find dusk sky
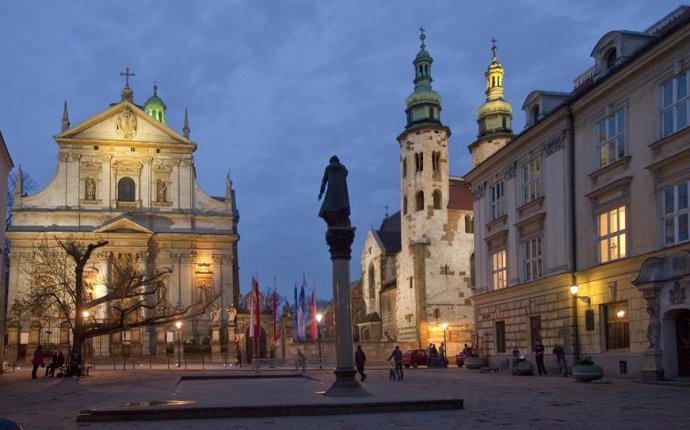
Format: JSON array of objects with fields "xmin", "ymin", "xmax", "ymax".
[{"xmin": 1, "ymin": 1, "xmax": 683, "ymax": 302}]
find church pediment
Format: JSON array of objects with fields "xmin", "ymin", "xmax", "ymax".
[
  {"xmin": 93, "ymin": 216, "xmax": 153, "ymax": 235},
  {"xmin": 55, "ymin": 100, "xmax": 193, "ymax": 147}
]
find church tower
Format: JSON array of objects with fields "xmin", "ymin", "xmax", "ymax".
[
  {"xmin": 144, "ymin": 84, "xmax": 167, "ymax": 125},
  {"xmin": 395, "ymin": 30, "xmax": 452, "ymax": 344},
  {"xmin": 469, "ymin": 41, "xmax": 513, "ymax": 167}
]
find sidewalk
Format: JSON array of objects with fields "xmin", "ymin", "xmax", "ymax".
[{"xmin": 1, "ymin": 365, "xmax": 689, "ymax": 429}]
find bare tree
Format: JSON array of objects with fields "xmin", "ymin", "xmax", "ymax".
[{"xmin": 12, "ymin": 236, "xmax": 216, "ymax": 370}]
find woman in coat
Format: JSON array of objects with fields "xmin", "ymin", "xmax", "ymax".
[{"xmin": 31, "ymin": 345, "xmax": 44, "ymax": 379}]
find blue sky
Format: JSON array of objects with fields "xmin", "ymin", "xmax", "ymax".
[{"xmin": 0, "ymin": 0, "xmax": 683, "ymax": 301}]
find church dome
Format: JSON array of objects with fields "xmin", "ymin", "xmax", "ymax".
[
  {"xmin": 144, "ymin": 84, "xmax": 167, "ymax": 124},
  {"xmin": 478, "ymin": 98, "xmax": 512, "ymax": 117}
]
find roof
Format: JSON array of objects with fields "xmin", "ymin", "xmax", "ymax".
[
  {"xmin": 375, "ymin": 211, "xmax": 401, "ymax": 253},
  {"xmin": 448, "ymin": 178, "xmax": 473, "ymax": 210}
]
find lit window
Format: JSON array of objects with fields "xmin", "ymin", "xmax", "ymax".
[
  {"xmin": 596, "ymin": 109, "xmax": 625, "ymax": 168},
  {"xmin": 523, "ymin": 237, "xmax": 543, "ymax": 282},
  {"xmin": 664, "ymin": 180, "xmax": 689, "ymax": 246},
  {"xmin": 605, "ymin": 302, "xmax": 629, "ymax": 350},
  {"xmin": 490, "ymin": 181, "xmax": 505, "ymax": 220},
  {"xmin": 491, "ymin": 250, "xmax": 507, "ymax": 290},
  {"xmin": 599, "ymin": 206, "xmax": 626, "ymax": 263},
  {"xmin": 661, "ymin": 71, "xmax": 690, "ymax": 138},
  {"xmin": 522, "ymin": 157, "xmax": 542, "ymax": 204}
]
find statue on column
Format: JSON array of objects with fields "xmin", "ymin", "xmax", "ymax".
[{"xmin": 318, "ymin": 155, "xmax": 350, "ymax": 227}]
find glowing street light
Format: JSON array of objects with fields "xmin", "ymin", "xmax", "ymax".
[
  {"xmin": 315, "ymin": 313, "xmax": 323, "ymax": 368},
  {"xmin": 175, "ymin": 321, "xmax": 183, "ymax": 368}
]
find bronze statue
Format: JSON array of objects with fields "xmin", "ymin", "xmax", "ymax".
[{"xmin": 318, "ymin": 155, "xmax": 351, "ymax": 226}]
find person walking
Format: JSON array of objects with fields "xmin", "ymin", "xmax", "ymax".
[
  {"xmin": 534, "ymin": 340, "xmax": 547, "ymax": 375},
  {"xmin": 354, "ymin": 345, "xmax": 367, "ymax": 381},
  {"xmin": 511, "ymin": 346, "xmax": 520, "ymax": 369},
  {"xmin": 31, "ymin": 345, "xmax": 44, "ymax": 379},
  {"xmin": 553, "ymin": 344, "xmax": 568, "ymax": 376},
  {"xmin": 387, "ymin": 345, "xmax": 404, "ymax": 381}
]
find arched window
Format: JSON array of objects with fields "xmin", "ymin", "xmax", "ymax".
[
  {"xmin": 403, "ymin": 196, "xmax": 408, "ymax": 215},
  {"xmin": 118, "ymin": 177, "xmax": 136, "ymax": 201},
  {"xmin": 432, "ymin": 151, "xmax": 441, "ymax": 171},
  {"xmin": 368, "ymin": 264, "xmax": 376, "ymax": 311},
  {"xmin": 605, "ymin": 48, "xmax": 617, "ymax": 69},
  {"xmin": 433, "ymin": 189, "xmax": 441, "ymax": 209},
  {"xmin": 465, "ymin": 215, "xmax": 474, "ymax": 233},
  {"xmin": 416, "ymin": 191, "xmax": 424, "ymax": 211}
]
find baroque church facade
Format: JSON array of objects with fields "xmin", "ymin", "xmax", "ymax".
[
  {"xmin": 5, "ymin": 79, "xmax": 240, "ymax": 359},
  {"xmin": 466, "ymin": 6, "xmax": 690, "ymax": 380},
  {"xmin": 359, "ymin": 33, "xmax": 475, "ymax": 353}
]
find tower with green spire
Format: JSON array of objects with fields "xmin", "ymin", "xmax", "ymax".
[
  {"xmin": 404, "ymin": 28, "xmax": 444, "ymax": 129},
  {"xmin": 469, "ymin": 40, "xmax": 514, "ymax": 167},
  {"xmin": 144, "ymin": 84, "xmax": 167, "ymax": 125}
]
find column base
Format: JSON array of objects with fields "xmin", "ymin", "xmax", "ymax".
[{"xmin": 324, "ymin": 369, "xmax": 370, "ymax": 397}]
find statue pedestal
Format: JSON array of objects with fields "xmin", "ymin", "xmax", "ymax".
[
  {"xmin": 642, "ymin": 348, "xmax": 665, "ymax": 380},
  {"xmin": 211, "ymin": 324, "xmax": 221, "ymax": 362},
  {"xmin": 323, "ymin": 226, "xmax": 369, "ymax": 398},
  {"xmin": 156, "ymin": 326, "xmax": 167, "ymax": 357}
]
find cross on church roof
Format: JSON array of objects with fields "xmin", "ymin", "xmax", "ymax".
[
  {"xmin": 491, "ymin": 38, "xmax": 498, "ymax": 57},
  {"xmin": 120, "ymin": 67, "xmax": 135, "ymax": 88},
  {"xmin": 419, "ymin": 27, "xmax": 426, "ymax": 49}
]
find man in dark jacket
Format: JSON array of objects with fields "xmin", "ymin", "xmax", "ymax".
[
  {"xmin": 354, "ymin": 345, "xmax": 366, "ymax": 381},
  {"xmin": 534, "ymin": 340, "xmax": 547, "ymax": 375}
]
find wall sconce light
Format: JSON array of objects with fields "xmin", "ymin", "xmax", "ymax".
[
  {"xmin": 616, "ymin": 310, "xmax": 626, "ymax": 319},
  {"xmin": 570, "ymin": 285, "xmax": 591, "ymax": 304}
]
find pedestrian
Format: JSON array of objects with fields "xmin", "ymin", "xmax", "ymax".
[
  {"xmin": 462, "ymin": 343, "xmax": 472, "ymax": 357},
  {"xmin": 553, "ymin": 344, "xmax": 568, "ymax": 376},
  {"xmin": 387, "ymin": 345, "xmax": 404, "ymax": 381},
  {"xmin": 511, "ymin": 346, "xmax": 520, "ymax": 369},
  {"xmin": 439, "ymin": 342, "xmax": 447, "ymax": 367},
  {"xmin": 46, "ymin": 350, "xmax": 64, "ymax": 377},
  {"xmin": 297, "ymin": 348, "xmax": 306, "ymax": 372},
  {"xmin": 534, "ymin": 340, "xmax": 547, "ymax": 375},
  {"xmin": 354, "ymin": 345, "xmax": 367, "ymax": 381},
  {"xmin": 236, "ymin": 349, "xmax": 242, "ymax": 367},
  {"xmin": 31, "ymin": 344, "xmax": 44, "ymax": 379}
]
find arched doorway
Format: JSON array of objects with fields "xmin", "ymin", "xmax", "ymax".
[
  {"xmin": 677, "ymin": 310, "xmax": 690, "ymax": 377},
  {"xmin": 244, "ymin": 327, "xmax": 267, "ymax": 363}
]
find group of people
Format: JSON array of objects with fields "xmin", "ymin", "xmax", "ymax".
[
  {"xmin": 354, "ymin": 344, "xmax": 405, "ymax": 382},
  {"xmin": 31, "ymin": 345, "xmax": 82, "ymax": 379},
  {"xmin": 511, "ymin": 341, "xmax": 569, "ymax": 376},
  {"xmin": 426, "ymin": 342, "xmax": 447, "ymax": 367}
]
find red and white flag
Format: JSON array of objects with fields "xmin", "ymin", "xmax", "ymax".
[
  {"xmin": 249, "ymin": 276, "xmax": 261, "ymax": 338},
  {"xmin": 310, "ymin": 289, "xmax": 317, "ymax": 341}
]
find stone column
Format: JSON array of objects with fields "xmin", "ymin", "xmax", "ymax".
[
  {"xmin": 130, "ymin": 327, "xmax": 142, "ymax": 356},
  {"xmin": 211, "ymin": 323, "xmax": 221, "ymax": 362},
  {"xmin": 58, "ymin": 321, "xmax": 70, "ymax": 355},
  {"xmin": 27, "ymin": 320, "xmax": 42, "ymax": 363},
  {"xmin": 5, "ymin": 323, "xmax": 20, "ymax": 364},
  {"xmin": 156, "ymin": 325, "xmax": 167, "ymax": 357},
  {"xmin": 324, "ymin": 226, "xmax": 368, "ymax": 397}
]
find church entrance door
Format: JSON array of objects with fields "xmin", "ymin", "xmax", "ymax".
[{"xmin": 676, "ymin": 310, "xmax": 690, "ymax": 377}]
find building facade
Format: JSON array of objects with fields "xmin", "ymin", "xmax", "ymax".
[
  {"xmin": 0, "ymin": 131, "xmax": 14, "ymax": 371},
  {"xmin": 360, "ymin": 32, "xmax": 475, "ymax": 354},
  {"xmin": 466, "ymin": 6, "xmax": 690, "ymax": 380},
  {"xmin": 5, "ymin": 81, "xmax": 240, "ymax": 360}
]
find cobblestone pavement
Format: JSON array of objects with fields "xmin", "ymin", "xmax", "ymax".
[{"xmin": 1, "ymin": 365, "xmax": 689, "ymax": 430}]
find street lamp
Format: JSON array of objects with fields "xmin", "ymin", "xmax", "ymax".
[
  {"xmin": 175, "ymin": 321, "xmax": 182, "ymax": 368},
  {"xmin": 315, "ymin": 312, "xmax": 323, "ymax": 368},
  {"xmin": 441, "ymin": 322, "xmax": 448, "ymax": 366},
  {"xmin": 82, "ymin": 311, "xmax": 90, "ymax": 370}
]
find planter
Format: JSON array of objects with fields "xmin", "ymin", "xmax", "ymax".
[
  {"xmin": 511, "ymin": 360, "xmax": 534, "ymax": 376},
  {"xmin": 464, "ymin": 356, "xmax": 485, "ymax": 369},
  {"xmin": 572, "ymin": 364, "xmax": 604, "ymax": 382}
]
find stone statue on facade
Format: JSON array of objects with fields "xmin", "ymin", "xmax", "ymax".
[
  {"xmin": 85, "ymin": 177, "xmax": 96, "ymax": 200},
  {"xmin": 226, "ymin": 306, "xmax": 237, "ymax": 322},
  {"xmin": 210, "ymin": 303, "xmax": 221, "ymax": 324},
  {"xmin": 157, "ymin": 179, "xmax": 167, "ymax": 202},
  {"xmin": 318, "ymin": 155, "xmax": 351, "ymax": 227}
]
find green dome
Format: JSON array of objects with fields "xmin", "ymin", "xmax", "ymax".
[
  {"xmin": 406, "ymin": 87, "xmax": 441, "ymax": 106},
  {"xmin": 478, "ymin": 98, "xmax": 512, "ymax": 117},
  {"xmin": 144, "ymin": 84, "xmax": 167, "ymax": 124}
]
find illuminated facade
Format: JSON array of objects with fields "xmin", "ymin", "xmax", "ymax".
[
  {"xmin": 5, "ymin": 81, "xmax": 240, "ymax": 360},
  {"xmin": 466, "ymin": 6, "xmax": 690, "ymax": 379}
]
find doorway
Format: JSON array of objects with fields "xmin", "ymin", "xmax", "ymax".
[{"xmin": 677, "ymin": 310, "xmax": 690, "ymax": 377}]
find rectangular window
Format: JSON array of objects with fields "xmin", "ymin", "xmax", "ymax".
[
  {"xmin": 495, "ymin": 321, "xmax": 506, "ymax": 353},
  {"xmin": 491, "ymin": 249, "xmax": 507, "ymax": 290},
  {"xmin": 530, "ymin": 316, "xmax": 542, "ymax": 346},
  {"xmin": 521, "ymin": 157, "xmax": 542, "ymax": 203},
  {"xmin": 596, "ymin": 109, "xmax": 625, "ymax": 168},
  {"xmin": 599, "ymin": 205, "xmax": 627, "ymax": 263},
  {"xmin": 605, "ymin": 302, "xmax": 630, "ymax": 350},
  {"xmin": 662, "ymin": 71, "xmax": 690, "ymax": 138},
  {"xmin": 523, "ymin": 237, "xmax": 543, "ymax": 282},
  {"xmin": 490, "ymin": 181, "xmax": 505, "ymax": 220},
  {"xmin": 664, "ymin": 180, "xmax": 689, "ymax": 246}
]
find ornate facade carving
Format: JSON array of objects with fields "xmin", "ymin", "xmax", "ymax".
[
  {"xmin": 541, "ymin": 130, "xmax": 565, "ymax": 156},
  {"xmin": 115, "ymin": 107, "xmax": 138, "ymax": 140},
  {"xmin": 670, "ymin": 281, "xmax": 686, "ymax": 305}
]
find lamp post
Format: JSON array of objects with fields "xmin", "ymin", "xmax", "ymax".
[
  {"xmin": 82, "ymin": 311, "xmax": 90, "ymax": 369},
  {"xmin": 569, "ymin": 285, "xmax": 590, "ymax": 363},
  {"xmin": 315, "ymin": 312, "xmax": 323, "ymax": 368},
  {"xmin": 441, "ymin": 322, "xmax": 448, "ymax": 366},
  {"xmin": 175, "ymin": 321, "xmax": 182, "ymax": 368}
]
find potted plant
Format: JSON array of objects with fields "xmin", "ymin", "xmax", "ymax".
[{"xmin": 571, "ymin": 356, "xmax": 604, "ymax": 382}]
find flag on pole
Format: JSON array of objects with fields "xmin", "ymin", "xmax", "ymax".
[
  {"xmin": 293, "ymin": 283, "xmax": 298, "ymax": 340},
  {"xmin": 297, "ymin": 279, "xmax": 306, "ymax": 341},
  {"xmin": 310, "ymin": 289, "xmax": 317, "ymax": 341},
  {"xmin": 249, "ymin": 276, "xmax": 261, "ymax": 339}
]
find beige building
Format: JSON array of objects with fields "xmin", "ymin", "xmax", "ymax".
[
  {"xmin": 5, "ymin": 81, "xmax": 240, "ymax": 359},
  {"xmin": 466, "ymin": 6, "xmax": 690, "ymax": 380},
  {"xmin": 359, "ymin": 32, "xmax": 475, "ymax": 354},
  {"xmin": 0, "ymin": 131, "xmax": 14, "ymax": 371}
]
